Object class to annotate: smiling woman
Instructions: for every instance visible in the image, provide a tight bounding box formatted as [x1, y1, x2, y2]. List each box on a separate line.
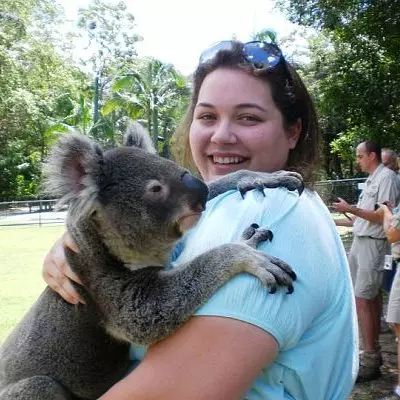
[41, 40, 357, 400]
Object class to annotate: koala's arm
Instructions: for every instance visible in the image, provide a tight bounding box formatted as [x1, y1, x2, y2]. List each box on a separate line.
[207, 170, 304, 200]
[68, 219, 294, 346]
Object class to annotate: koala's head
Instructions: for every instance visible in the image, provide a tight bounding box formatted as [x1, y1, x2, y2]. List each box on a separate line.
[43, 122, 209, 267]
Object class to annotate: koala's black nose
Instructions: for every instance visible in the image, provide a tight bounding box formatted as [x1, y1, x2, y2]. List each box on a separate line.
[182, 172, 209, 209]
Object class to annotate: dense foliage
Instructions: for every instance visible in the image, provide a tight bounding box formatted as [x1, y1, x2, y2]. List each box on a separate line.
[0, 0, 190, 200]
[0, 1, 86, 200]
[278, 0, 400, 177]
[1, 0, 398, 200]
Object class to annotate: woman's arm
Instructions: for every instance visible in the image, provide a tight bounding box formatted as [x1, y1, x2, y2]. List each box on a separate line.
[99, 316, 278, 400]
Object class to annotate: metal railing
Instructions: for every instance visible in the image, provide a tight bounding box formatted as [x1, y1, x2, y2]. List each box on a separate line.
[315, 177, 366, 211]
[0, 178, 367, 239]
[0, 199, 66, 227]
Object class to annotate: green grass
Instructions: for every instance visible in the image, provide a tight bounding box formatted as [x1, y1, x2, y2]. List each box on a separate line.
[0, 225, 64, 344]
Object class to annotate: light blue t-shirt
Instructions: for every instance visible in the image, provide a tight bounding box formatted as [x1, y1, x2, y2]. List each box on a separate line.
[130, 188, 358, 400]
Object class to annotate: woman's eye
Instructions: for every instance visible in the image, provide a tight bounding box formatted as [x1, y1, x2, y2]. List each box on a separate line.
[199, 114, 215, 120]
[239, 115, 262, 123]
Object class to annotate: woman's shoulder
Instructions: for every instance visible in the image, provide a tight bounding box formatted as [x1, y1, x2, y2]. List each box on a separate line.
[208, 187, 333, 238]
[176, 187, 337, 264]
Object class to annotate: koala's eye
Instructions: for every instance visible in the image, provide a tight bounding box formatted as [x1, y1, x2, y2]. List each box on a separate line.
[150, 184, 163, 193]
[145, 180, 168, 199]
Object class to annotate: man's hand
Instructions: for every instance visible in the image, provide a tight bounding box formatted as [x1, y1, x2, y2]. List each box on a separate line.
[332, 197, 353, 214]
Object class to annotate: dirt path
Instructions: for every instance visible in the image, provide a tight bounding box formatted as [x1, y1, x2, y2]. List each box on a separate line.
[350, 329, 398, 399]
[338, 230, 399, 399]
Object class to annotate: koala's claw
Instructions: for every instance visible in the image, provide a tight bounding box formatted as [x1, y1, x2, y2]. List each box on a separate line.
[241, 224, 258, 241]
[239, 184, 266, 199]
[287, 284, 294, 295]
[269, 285, 277, 294]
[238, 224, 295, 294]
[237, 170, 304, 198]
[255, 229, 274, 244]
[262, 256, 296, 294]
[238, 225, 295, 293]
[269, 255, 297, 282]
[241, 225, 273, 247]
[247, 253, 296, 294]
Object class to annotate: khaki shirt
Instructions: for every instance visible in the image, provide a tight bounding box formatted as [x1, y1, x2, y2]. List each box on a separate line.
[392, 208, 400, 259]
[353, 164, 400, 238]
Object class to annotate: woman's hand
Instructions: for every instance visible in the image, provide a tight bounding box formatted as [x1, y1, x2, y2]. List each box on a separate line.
[42, 232, 85, 304]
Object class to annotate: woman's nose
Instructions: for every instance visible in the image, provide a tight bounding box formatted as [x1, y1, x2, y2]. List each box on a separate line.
[210, 120, 237, 144]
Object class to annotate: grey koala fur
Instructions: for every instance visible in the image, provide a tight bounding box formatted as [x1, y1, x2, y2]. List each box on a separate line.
[0, 122, 301, 400]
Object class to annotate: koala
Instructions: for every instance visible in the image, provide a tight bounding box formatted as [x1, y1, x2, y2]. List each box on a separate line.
[0, 123, 302, 400]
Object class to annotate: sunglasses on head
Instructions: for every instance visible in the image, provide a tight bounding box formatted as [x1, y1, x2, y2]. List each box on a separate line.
[199, 40, 284, 70]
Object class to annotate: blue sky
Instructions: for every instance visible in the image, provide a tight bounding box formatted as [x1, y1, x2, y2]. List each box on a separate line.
[61, 0, 299, 75]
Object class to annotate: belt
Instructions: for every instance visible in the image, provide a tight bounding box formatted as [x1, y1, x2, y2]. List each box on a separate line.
[367, 236, 387, 240]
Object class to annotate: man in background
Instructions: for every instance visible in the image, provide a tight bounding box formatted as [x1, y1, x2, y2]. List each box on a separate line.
[382, 148, 399, 174]
[381, 149, 400, 291]
[333, 141, 400, 382]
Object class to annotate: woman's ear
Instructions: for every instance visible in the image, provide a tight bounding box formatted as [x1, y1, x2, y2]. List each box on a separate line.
[288, 118, 302, 149]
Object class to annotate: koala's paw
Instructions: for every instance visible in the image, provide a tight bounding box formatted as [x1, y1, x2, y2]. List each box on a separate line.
[244, 249, 296, 294]
[241, 223, 273, 247]
[238, 170, 304, 198]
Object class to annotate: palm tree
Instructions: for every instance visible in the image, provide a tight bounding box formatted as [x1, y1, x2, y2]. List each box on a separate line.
[102, 58, 190, 151]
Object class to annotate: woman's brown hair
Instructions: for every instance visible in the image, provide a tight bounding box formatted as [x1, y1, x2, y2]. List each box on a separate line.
[172, 41, 320, 185]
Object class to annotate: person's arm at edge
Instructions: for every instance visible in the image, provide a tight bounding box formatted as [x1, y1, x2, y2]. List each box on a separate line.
[382, 205, 400, 243]
[99, 316, 278, 400]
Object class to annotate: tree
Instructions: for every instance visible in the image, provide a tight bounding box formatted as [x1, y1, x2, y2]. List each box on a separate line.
[278, 0, 400, 177]
[103, 58, 190, 152]
[76, 0, 141, 140]
[0, 0, 86, 199]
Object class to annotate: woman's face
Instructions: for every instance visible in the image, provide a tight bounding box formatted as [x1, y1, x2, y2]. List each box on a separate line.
[189, 68, 300, 182]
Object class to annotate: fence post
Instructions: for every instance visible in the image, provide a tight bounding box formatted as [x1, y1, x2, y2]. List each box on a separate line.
[39, 200, 42, 227]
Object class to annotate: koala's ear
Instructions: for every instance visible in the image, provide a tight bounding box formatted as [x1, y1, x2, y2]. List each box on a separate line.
[43, 133, 103, 210]
[123, 121, 156, 154]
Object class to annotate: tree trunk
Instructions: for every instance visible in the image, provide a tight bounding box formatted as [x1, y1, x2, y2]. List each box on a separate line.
[151, 107, 159, 152]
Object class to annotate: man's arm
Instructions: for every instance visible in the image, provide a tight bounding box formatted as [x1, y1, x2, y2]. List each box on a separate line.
[99, 316, 278, 400]
[332, 197, 383, 224]
[334, 217, 354, 227]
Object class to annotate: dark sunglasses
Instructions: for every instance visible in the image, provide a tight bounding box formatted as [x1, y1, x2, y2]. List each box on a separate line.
[199, 40, 284, 70]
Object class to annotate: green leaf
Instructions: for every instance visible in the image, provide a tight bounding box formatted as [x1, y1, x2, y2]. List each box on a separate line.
[101, 98, 125, 116]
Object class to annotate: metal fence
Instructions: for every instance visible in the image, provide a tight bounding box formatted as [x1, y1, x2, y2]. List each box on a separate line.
[316, 178, 367, 252]
[315, 177, 366, 211]
[0, 178, 367, 251]
[0, 199, 66, 227]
